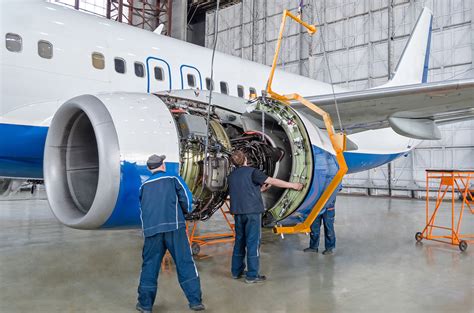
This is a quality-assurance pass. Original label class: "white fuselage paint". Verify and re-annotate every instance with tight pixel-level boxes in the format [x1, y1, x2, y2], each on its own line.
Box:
[0, 0, 419, 158]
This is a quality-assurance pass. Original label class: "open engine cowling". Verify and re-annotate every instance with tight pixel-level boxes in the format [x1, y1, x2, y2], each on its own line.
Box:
[45, 90, 338, 230]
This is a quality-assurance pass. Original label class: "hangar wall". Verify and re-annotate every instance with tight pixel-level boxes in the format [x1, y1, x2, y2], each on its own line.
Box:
[205, 0, 474, 197]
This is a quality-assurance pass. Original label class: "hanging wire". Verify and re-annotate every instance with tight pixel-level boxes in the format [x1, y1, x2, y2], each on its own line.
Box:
[202, 0, 220, 188]
[297, 0, 304, 17]
[313, 1, 344, 132]
[186, 3, 201, 29]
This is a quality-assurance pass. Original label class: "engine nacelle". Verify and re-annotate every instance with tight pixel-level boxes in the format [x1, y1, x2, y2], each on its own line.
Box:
[45, 90, 338, 229]
[44, 93, 180, 229]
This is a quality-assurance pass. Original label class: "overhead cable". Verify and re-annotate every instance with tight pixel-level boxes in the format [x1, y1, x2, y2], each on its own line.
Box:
[313, 1, 344, 132]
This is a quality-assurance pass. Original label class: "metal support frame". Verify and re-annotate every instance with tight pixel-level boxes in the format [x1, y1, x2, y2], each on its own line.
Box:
[265, 10, 348, 235]
[416, 170, 474, 251]
[187, 202, 235, 256]
[106, 0, 172, 34]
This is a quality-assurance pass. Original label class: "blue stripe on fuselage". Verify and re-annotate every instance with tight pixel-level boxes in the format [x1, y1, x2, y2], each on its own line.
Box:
[344, 150, 405, 173]
[422, 16, 433, 83]
[283, 146, 405, 224]
[0, 123, 47, 178]
[0, 123, 405, 178]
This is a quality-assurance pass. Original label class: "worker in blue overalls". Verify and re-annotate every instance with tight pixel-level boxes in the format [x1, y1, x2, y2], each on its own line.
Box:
[304, 185, 342, 255]
[228, 150, 303, 284]
[136, 154, 205, 313]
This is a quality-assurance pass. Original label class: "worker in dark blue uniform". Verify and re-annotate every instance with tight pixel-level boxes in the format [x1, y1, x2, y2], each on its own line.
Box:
[136, 154, 205, 313]
[228, 150, 303, 284]
[304, 185, 342, 255]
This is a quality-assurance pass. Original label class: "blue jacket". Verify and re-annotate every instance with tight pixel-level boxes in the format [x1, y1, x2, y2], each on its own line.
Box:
[139, 170, 193, 237]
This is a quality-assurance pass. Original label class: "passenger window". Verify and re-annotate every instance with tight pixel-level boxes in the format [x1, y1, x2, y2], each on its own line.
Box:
[114, 57, 126, 74]
[205, 77, 214, 91]
[91, 52, 105, 69]
[249, 87, 257, 96]
[237, 85, 244, 98]
[134, 62, 145, 78]
[38, 40, 53, 59]
[5, 33, 22, 52]
[220, 81, 228, 95]
[154, 66, 164, 81]
[187, 74, 196, 87]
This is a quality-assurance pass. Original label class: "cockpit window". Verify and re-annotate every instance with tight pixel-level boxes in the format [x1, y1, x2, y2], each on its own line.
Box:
[5, 33, 22, 52]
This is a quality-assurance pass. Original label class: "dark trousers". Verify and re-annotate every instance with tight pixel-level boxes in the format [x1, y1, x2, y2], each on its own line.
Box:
[138, 227, 202, 310]
[231, 213, 261, 279]
[309, 208, 336, 251]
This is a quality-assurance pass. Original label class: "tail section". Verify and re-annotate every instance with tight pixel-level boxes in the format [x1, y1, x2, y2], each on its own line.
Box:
[381, 7, 433, 88]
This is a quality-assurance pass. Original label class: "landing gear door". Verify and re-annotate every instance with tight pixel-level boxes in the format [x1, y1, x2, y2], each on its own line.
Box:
[180, 65, 202, 90]
[146, 57, 172, 93]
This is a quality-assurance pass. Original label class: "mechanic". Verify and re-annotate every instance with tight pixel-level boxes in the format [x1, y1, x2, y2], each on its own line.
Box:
[136, 154, 205, 312]
[228, 150, 303, 284]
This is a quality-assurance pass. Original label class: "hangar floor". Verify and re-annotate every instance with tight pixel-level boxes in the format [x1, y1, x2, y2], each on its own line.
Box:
[0, 195, 472, 313]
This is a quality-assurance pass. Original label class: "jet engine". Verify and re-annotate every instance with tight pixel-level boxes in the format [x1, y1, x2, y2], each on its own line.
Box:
[44, 90, 323, 229]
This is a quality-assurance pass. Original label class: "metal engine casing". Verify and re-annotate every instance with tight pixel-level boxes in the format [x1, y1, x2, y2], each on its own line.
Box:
[178, 114, 208, 138]
[203, 157, 229, 192]
[44, 93, 180, 229]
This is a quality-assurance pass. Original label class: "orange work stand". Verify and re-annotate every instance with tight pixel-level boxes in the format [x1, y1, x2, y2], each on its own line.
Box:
[415, 170, 474, 251]
[187, 202, 235, 256]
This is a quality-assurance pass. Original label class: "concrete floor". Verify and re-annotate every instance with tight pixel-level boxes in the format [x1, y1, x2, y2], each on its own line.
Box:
[0, 195, 473, 313]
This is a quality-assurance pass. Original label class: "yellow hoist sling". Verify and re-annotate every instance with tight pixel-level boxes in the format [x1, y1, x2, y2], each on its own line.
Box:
[264, 10, 348, 235]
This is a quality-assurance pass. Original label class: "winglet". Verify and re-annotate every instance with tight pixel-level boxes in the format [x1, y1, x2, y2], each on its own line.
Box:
[383, 7, 433, 87]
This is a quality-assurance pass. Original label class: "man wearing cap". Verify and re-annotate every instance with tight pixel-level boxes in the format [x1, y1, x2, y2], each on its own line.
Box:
[136, 154, 204, 313]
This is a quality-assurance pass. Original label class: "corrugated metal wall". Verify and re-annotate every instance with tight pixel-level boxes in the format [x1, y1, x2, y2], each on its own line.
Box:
[205, 0, 473, 197]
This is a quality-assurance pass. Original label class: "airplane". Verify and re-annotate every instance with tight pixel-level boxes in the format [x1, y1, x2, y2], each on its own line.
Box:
[1, 0, 473, 230]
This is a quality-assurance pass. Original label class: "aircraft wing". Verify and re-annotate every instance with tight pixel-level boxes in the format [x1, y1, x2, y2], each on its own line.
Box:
[293, 78, 474, 140]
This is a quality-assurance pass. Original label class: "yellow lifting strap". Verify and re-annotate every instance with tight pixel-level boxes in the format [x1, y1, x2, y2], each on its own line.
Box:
[265, 10, 349, 235]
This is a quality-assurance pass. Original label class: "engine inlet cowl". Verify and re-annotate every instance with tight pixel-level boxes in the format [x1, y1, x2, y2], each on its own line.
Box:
[44, 93, 180, 229]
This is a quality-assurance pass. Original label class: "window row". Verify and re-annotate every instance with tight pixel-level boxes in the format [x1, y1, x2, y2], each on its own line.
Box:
[205, 77, 257, 98]
[97, 52, 258, 97]
[97, 56, 166, 82]
[5, 33, 258, 98]
[6, 33, 53, 59]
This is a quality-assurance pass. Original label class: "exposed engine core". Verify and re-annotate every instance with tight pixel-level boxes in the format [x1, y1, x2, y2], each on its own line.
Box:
[44, 91, 314, 229]
[157, 91, 313, 225]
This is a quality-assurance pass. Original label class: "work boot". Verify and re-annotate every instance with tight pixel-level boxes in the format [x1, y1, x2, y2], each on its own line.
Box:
[245, 275, 267, 284]
[232, 271, 247, 279]
[303, 247, 318, 253]
[322, 249, 334, 255]
[189, 303, 206, 311]
[136, 303, 152, 313]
